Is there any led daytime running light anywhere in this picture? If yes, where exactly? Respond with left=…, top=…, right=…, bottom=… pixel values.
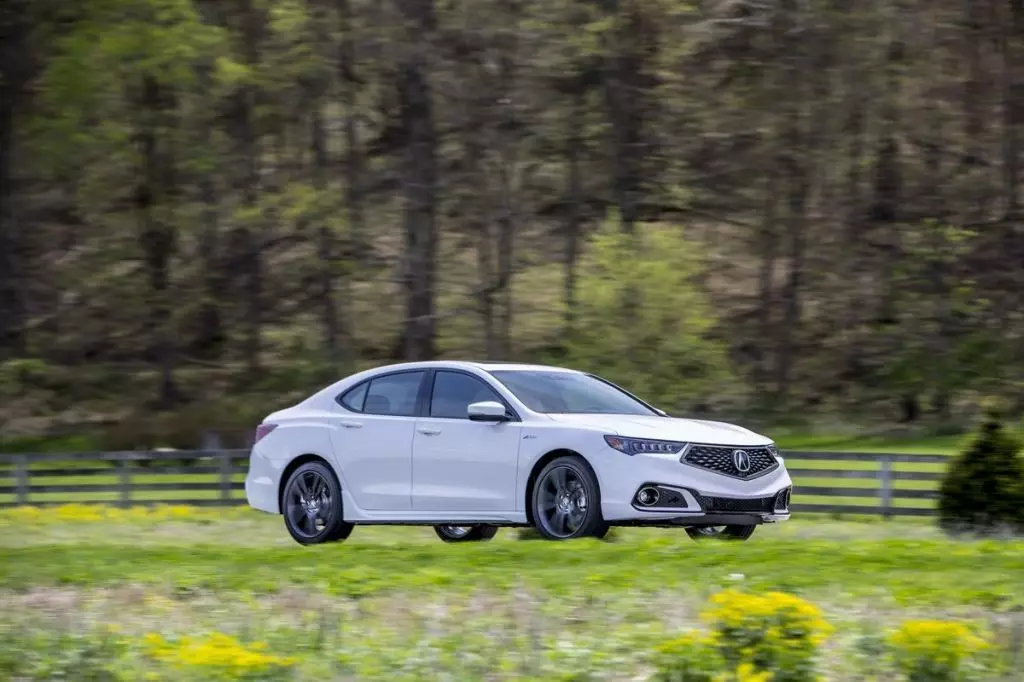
left=604, top=435, right=686, bottom=455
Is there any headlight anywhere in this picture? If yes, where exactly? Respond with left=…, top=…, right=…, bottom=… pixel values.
left=604, top=435, right=687, bottom=455
left=766, top=443, right=782, bottom=460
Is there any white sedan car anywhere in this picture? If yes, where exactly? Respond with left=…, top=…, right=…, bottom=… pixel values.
left=245, top=361, right=792, bottom=544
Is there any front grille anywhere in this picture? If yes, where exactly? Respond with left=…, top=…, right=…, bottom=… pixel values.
left=682, top=445, right=778, bottom=479
left=696, top=494, right=776, bottom=514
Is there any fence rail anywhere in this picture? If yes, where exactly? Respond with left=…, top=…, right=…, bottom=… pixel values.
left=0, top=449, right=951, bottom=517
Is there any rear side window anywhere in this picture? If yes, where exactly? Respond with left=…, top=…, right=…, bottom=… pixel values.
left=362, top=371, right=424, bottom=416
left=339, top=382, right=368, bottom=412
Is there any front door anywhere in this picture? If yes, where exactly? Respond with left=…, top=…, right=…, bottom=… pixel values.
left=412, top=370, right=522, bottom=512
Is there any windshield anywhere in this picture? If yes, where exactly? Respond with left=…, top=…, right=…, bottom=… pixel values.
left=489, top=370, right=658, bottom=415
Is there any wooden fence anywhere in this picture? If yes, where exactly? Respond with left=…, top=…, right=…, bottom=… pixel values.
left=0, top=449, right=951, bottom=517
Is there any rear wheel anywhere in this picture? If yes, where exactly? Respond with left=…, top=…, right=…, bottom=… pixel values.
left=433, top=524, right=499, bottom=543
left=685, top=524, right=756, bottom=541
left=531, top=455, right=609, bottom=540
left=282, top=462, right=354, bottom=545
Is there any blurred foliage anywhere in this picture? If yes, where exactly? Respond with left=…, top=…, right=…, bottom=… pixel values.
left=142, top=632, right=296, bottom=681
left=563, top=218, right=735, bottom=413
left=2, top=0, right=1024, bottom=443
left=886, top=620, right=993, bottom=682
left=699, top=589, right=833, bottom=682
left=651, top=629, right=726, bottom=682
left=938, top=418, right=1024, bottom=535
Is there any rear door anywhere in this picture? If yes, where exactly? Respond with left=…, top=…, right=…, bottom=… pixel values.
left=411, top=370, right=522, bottom=512
left=328, top=369, right=426, bottom=511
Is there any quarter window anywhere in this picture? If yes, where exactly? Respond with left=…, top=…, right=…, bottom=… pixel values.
left=362, top=371, right=424, bottom=416
left=430, top=371, right=504, bottom=419
left=338, top=382, right=368, bottom=412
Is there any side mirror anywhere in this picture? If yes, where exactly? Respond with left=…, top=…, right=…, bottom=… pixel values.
left=468, top=400, right=509, bottom=422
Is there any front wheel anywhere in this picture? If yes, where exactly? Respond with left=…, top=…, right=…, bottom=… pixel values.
left=531, top=455, right=609, bottom=540
left=433, top=524, right=499, bottom=542
left=685, top=524, right=756, bottom=541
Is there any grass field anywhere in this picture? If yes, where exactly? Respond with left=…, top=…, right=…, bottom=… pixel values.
left=1, top=506, right=1023, bottom=680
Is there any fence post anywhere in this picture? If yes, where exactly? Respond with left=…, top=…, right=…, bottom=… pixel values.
left=879, top=455, right=892, bottom=520
left=14, top=455, right=29, bottom=506
left=218, top=449, right=232, bottom=504
left=118, top=458, right=131, bottom=508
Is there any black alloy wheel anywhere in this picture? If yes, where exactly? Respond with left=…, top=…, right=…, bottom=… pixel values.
left=685, top=524, right=757, bottom=541
left=433, top=524, right=499, bottom=542
left=282, top=461, right=354, bottom=545
left=531, top=455, right=609, bottom=540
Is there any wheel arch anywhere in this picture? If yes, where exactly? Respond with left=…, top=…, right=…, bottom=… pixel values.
left=523, top=448, right=600, bottom=526
left=277, top=453, right=337, bottom=514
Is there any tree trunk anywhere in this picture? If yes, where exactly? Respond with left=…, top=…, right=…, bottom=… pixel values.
left=136, top=75, right=180, bottom=407
left=236, top=0, right=263, bottom=375
left=0, top=0, right=30, bottom=358
left=193, top=62, right=224, bottom=360
left=337, top=0, right=365, bottom=257
left=495, top=46, right=519, bottom=361
left=312, top=101, right=341, bottom=366
left=309, top=0, right=347, bottom=368
left=872, top=34, right=904, bottom=327
left=477, top=216, right=496, bottom=359
left=755, top=173, right=778, bottom=391
left=397, top=0, right=438, bottom=361
left=772, top=2, right=820, bottom=402
left=601, top=0, right=643, bottom=236
left=1004, top=0, right=1024, bottom=217
left=465, top=126, right=496, bottom=359
left=563, top=86, right=584, bottom=339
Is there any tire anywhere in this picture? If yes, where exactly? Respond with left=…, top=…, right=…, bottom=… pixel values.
left=531, top=455, right=609, bottom=540
left=433, top=524, right=499, bottom=543
left=282, top=461, right=354, bottom=545
left=685, top=524, right=757, bottom=541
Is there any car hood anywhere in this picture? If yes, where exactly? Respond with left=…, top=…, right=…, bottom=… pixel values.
left=545, top=413, right=772, bottom=446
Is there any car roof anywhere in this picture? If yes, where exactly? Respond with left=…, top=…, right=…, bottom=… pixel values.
left=362, top=360, right=579, bottom=373
left=302, top=361, right=583, bottom=408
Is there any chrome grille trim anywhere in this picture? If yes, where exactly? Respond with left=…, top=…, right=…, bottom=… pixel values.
left=680, top=443, right=780, bottom=480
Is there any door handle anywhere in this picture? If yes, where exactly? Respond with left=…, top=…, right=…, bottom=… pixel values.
left=417, top=427, right=442, bottom=436
left=340, top=421, right=363, bottom=429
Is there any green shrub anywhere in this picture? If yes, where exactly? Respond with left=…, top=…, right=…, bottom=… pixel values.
left=887, top=619, right=991, bottom=682
left=937, top=418, right=1024, bottom=535
left=564, top=218, right=736, bottom=413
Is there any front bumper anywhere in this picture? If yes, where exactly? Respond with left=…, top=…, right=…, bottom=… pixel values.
left=593, top=445, right=793, bottom=522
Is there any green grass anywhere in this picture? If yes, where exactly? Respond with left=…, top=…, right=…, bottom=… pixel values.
left=1, top=510, right=1022, bottom=681
left=2, top=510, right=1022, bottom=608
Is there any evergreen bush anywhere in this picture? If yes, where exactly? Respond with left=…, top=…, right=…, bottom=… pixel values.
left=937, top=418, right=1024, bottom=535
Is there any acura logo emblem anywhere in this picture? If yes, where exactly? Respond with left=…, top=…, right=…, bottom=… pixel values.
left=733, top=449, right=751, bottom=473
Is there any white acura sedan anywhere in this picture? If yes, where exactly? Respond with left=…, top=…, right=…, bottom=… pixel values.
left=245, top=361, right=792, bottom=545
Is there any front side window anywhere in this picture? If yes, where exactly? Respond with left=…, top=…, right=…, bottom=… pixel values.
left=362, top=371, right=425, bottom=416
left=430, top=371, right=504, bottom=419
left=489, top=370, right=656, bottom=415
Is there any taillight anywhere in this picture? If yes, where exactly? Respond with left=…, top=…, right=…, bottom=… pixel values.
left=254, top=423, right=278, bottom=444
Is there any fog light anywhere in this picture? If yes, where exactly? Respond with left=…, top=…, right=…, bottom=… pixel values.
left=774, top=487, right=791, bottom=512
left=637, top=486, right=661, bottom=506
